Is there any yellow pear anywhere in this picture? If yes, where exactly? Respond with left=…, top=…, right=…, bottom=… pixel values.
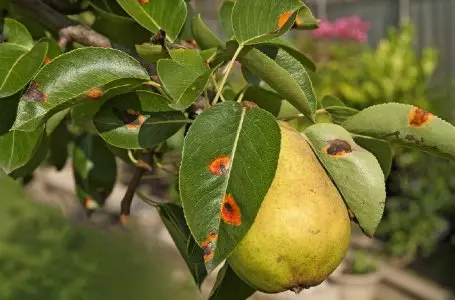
left=228, top=121, right=351, bottom=294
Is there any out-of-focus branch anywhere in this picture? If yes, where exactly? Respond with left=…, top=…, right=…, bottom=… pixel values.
left=59, top=25, right=111, bottom=49
left=42, top=0, right=86, bottom=15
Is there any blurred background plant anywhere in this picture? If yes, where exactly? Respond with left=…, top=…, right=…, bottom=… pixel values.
left=345, top=250, right=378, bottom=275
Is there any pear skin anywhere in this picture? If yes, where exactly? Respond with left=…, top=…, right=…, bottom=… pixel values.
left=228, top=122, right=351, bottom=294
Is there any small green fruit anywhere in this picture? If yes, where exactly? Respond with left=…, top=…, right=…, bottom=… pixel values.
left=228, top=122, right=351, bottom=293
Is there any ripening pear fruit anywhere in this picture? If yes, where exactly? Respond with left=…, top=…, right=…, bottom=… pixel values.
left=228, top=121, right=351, bottom=294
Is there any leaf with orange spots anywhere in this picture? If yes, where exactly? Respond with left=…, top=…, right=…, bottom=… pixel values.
left=180, top=101, right=280, bottom=272
left=342, top=103, right=455, bottom=160
left=304, top=123, right=386, bottom=237
left=12, top=48, right=149, bottom=132
left=232, top=0, right=304, bottom=45
left=94, top=90, right=189, bottom=149
left=73, top=134, right=117, bottom=211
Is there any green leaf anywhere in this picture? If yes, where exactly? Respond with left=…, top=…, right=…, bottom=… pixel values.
left=48, top=120, right=70, bottom=171
left=232, top=0, right=303, bottom=45
left=261, top=38, right=316, bottom=72
left=0, top=127, right=44, bottom=174
left=9, top=131, right=49, bottom=179
left=3, top=17, right=34, bottom=49
left=209, top=263, right=256, bottom=300
left=73, top=134, right=117, bottom=211
left=325, top=106, right=359, bottom=125
left=342, top=103, right=455, bottom=160
left=158, top=203, right=207, bottom=287
left=219, top=1, right=235, bottom=39
left=180, top=101, right=280, bottom=272
left=192, top=14, right=223, bottom=50
left=0, top=41, right=48, bottom=98
left=94, top=90, right=188, bottom=149
left=136, top=43, right=170, bottom=64
left=116, top=0, right=187, bottom=43
left=321, top=95, right=345, bottom=108
left=40, top=37, right=62, bottom=60
left=354, top=136, right=393, bottom=179
left=12, top=48, right=149, bottom=132
left=179, top=2, right=195, bottom=40
left=158, top=49, right=211, bottom=110
left=91, top=3, right=150, bottom=47
left=237, top=44, right=315, bottom=119
left=304, top=123, right=386, bottom=237
left=295, top=5, right=319, bottom=30
left=243, top=86, right=282, bottom=116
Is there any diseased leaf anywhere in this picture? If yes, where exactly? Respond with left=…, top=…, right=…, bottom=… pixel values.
left=232, top=0, right=304, bottom=45
left=180, top=101, right=280, bottom=272
left=12, top=48, right=149, bottom=132
left=116, top=0, right=187, bottom=42
left=94, top=90, right=189, bottom=149
left=304, top=123, right=386, bottom=237
left=0, top=41, right=48, bottom=98
left=354, top=136, right=393, bottom=179
left=295, top=5, right=319, bottom=30
left=343, top=103, right=455, bottom=160
left=219, top=1, right=235, bottom=39
left=209, top=263, right=256, bottom=300
left=237, top=44, right=314, bottom=120
left=158, top=203, right=207, bottom=287
left=192, top=14, right=223, bottom=50
left=158, top=49, right=211, bottom=110
left=73, top=134, right=117, bottom=211
left=3, top=17, right=34, bottom=49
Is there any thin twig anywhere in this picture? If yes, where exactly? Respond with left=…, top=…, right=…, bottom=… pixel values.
left=211, top=75, right=226, bottom=105
left=236, top=84, right=250, bottom=103
left=59, top=25, right=111, bottom=49
left=120, top=166, right=146, bottom=225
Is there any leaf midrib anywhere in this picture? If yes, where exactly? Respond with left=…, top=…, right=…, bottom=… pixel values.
left=0, top=48, right=28, bottom=91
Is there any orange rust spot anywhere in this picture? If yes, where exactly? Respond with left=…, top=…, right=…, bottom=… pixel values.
left=137, top=0, right=149, bottom=3
left=85, top=87, right=104, bottom=100
left=278, top=11, right=293, bottom=30
left=293, top=16, right=304, bottom=28
left=408, top=107, right=433, bottom=127
left=208, top=155, right=230, bottom=176
left=23, top=81, right=47, bottom=103
left=221, top=194, right=241, bottom=226
left=242, top=101, right=258, bottom=109
left=84, top=196, right=98, bottom=210
left=125, top=109, right=145, bottom=129
left=323, top=139, right=352, bottom=158
left=201, top=239, right=215, bottom=262
left=208, top=231, right=218, bottom=241
left=43, top=56, right=52, bottom=64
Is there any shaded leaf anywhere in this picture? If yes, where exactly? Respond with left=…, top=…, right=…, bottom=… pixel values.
left=321, top=95, right=345, bottom=108
left=3, top=17, right=34, bottom=49
left=232, top=0, right=303, bottom=45
left=325, top=106, right=358, bottom=125
left=354, top=136, right=393, bottom=179
left=94, top=90, right=189, bottom=149
left=116, top=0, right=187, bottom=43
left=209, top=263, right=256, bottom=300
left=73, top=134, right=117, bottom=211
left=192, top=14, right=223, bottom=50
left=158, top=49, right=211, bottom=110
left=219, top=1, right=235, bottom=39
left=48, top=119, right=70, bottom=171
left=9, top=132, right=49, bottom=179
left=158, top=203, right=207, bottom=287
left=0, top=41, right=48, bottom=98
left=243, top=86, right=282, bottom=116
left=91, top=3, right=150, bottom=47
left=304, top=123, right=386, bottom=237
left=342, top=103, right=455, bottom=160
left=180, top=101, right=280, bottom=272
left=136, top=43, right=170, bottom=64
left=237, top=44, right=314, bottom=120
left=179, top=1, right=195, bottom=40
left=12, top=48, right=149, bottom=132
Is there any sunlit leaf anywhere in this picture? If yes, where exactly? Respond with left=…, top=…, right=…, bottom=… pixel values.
left=3, top=17, right=34, bottom=49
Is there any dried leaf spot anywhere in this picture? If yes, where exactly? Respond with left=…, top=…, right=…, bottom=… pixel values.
left=137, top=0, right=149, bottom=3
left=23, top=81, right=47, bottom=103
left=84, top=196, right=98, bottom=210
left=201, top=240, right=215, bottom=262
left=43, top=56, right=52, bottom=64
left=208, top=155, right=230, bottom=176
left=324, top=139, right=352, bottom=157
left=113, top=108, right=145, bottom=129
left=409, top=107, right=433, bottom=127
left=208, top=230, right=218, bottom=241
left=221, top=194, right=241, bottom=226
left=278, top=11, right=293, bottom=30
left=242, top=101, right=258, bottom=109
left=85, top=87, right=104, bottom=100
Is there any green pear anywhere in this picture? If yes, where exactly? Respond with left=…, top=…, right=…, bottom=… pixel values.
left=228, top=122, right=351, bottom=294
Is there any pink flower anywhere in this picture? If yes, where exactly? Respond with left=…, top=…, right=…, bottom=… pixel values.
left=311, top=16, right=371, bottom=43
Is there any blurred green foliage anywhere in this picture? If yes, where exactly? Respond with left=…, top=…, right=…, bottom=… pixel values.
left=347, top=250, right=378, bottom=275
left=0, top=175, right=199, bottom=300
